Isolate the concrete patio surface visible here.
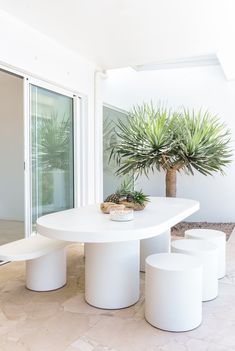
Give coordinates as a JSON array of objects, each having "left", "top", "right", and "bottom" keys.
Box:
[{"left": 0, "top": 230, "right": 235, "bottom": 351}]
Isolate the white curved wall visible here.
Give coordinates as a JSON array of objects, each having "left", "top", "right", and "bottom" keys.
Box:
[{"left": 103, "top": 66, "right": 235, "bottom": 222}]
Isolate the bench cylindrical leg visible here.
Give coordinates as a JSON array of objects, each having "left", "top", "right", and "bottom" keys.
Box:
[
  {"left": 26, "top": 247, "right": 66, "bottom": 291},
  {"left": 85, "top": 240, "right": 139, "bottom": 309},
  {"left": 140, "top": 230, "right": 171, "bottom": 272}
]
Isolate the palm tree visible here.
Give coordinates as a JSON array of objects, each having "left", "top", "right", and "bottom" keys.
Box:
[{"left": 110, "top": 103, "right": 232, "bottom": 197}]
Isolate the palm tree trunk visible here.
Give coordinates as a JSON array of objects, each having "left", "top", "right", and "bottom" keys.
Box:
[{"left": 166, "top": 168, "right": 177, "bottom": 197}]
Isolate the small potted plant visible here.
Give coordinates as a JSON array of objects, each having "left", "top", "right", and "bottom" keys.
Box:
[{"left": 104, "top": 179, "right": 150, "bottom": 211}]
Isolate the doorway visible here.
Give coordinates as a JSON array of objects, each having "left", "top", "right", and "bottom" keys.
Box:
[
  {"left": 0, "top": 67, "right": 80, "bottom": 244},
  {"left": 0, "top": 70, "right": 24, "bottom": 245}
]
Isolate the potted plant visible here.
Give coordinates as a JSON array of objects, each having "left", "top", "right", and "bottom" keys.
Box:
[
  {"left": 104, "top": 178, "right": 149, "bottom": 210},
  {"left": 110, "top": 103, "right": 232, "bottom": 197}
]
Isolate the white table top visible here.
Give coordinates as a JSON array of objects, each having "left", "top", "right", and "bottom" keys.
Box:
[{"left": 37, "top": 197, "right": 199, "bottom": 243}]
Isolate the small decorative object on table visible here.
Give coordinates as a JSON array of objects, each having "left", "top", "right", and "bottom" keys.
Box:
[
  {"left": 104, "top": 180, "right": 150, "bottom": 211},
  {"left": 110, "top": 207, "right": 134, "bottom": 222},
  {"left": 100, "top": 202, "right": 125, "bottom": 214}
]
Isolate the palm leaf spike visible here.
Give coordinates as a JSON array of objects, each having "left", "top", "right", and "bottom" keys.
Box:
[{"left": 116, "top": 178, "right": 134, "bottom": 196}]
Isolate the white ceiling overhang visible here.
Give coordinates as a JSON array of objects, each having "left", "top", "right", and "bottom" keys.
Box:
[{"left": 0, "top": 0, "right": 235, "bottom": 77}]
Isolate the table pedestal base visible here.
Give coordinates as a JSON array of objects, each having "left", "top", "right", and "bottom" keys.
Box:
[
  {"left": 140, "top": 230, "right": 171, "bottom": 272},
  {"left": 85, "top": 240, "right": 139, "bottom": 309}
]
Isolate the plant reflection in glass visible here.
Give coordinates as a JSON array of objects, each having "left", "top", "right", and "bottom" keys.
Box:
[
  {"left": 32, "top": 113, "right": 72, "bottom": 171},
  {"left": 31, "top": 112, "right": 73, "bottom": 226}
]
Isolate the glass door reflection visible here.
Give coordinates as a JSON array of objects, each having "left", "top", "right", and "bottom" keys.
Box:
[{"left": 30, "top": 85, "right": 74, "bottom": 231}]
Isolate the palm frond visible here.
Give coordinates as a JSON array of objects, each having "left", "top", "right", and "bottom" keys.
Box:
[
  {"left": 110, "top": 103, "right": 233, "bottom": 179},
  {"left": 175, "top": 110, "right": 233, "bottom": 175}
]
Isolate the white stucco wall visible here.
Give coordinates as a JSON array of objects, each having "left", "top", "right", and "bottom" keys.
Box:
[
  {"left": 0, "top": 9, "right": 97, "bottom": 205},
  {"left": 103, "top": 66, "right": 235, "bottom": 222}
]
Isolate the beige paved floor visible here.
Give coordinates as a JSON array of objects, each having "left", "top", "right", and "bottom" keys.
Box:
[{"left": 0, "top": 233, "right": 235, "bottom": 351}]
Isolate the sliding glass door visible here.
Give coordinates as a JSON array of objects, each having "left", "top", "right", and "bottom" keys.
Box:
[{"left": 30, "top": 85, "right": 74, "bottom": 231}]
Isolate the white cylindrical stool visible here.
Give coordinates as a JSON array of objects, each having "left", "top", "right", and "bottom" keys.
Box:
[
  {"left": 26, "top": 247, "right": 67, "bottom": 291},
  {"left": 145, "top": 253, "right": 202, "bottom": 332},
  {"left": 140, "top": 229, "right": 171, "bottom": 272},
  {"left": 171, "top": 239, "right": 218, "bottom": 301},
  {"left": 185, "top": 229, "right": 226, "bottom": 279}
]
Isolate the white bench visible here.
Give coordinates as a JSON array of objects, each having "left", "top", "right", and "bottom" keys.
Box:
[{"left": 0, "top": 235, "right": 67, "bottom": 291}]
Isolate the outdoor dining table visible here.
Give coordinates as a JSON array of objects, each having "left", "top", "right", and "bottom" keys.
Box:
[{"left": 37, "top": 196, "right": 199, "bottom": 309}]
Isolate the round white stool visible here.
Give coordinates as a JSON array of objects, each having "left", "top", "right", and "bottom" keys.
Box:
[
  {"left": 145, "top": 253, "right": 202, "bottom": 332},
  {"left": 185, "top": 229, "right": 226, "bottom": 279},
  {"left": 171, "top": 239, "right": 218, "bottom": 301}
]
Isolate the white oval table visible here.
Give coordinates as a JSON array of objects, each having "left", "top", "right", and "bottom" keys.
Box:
[{"left": 37, "top": 197, "right": 199, "bottom": 309}]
